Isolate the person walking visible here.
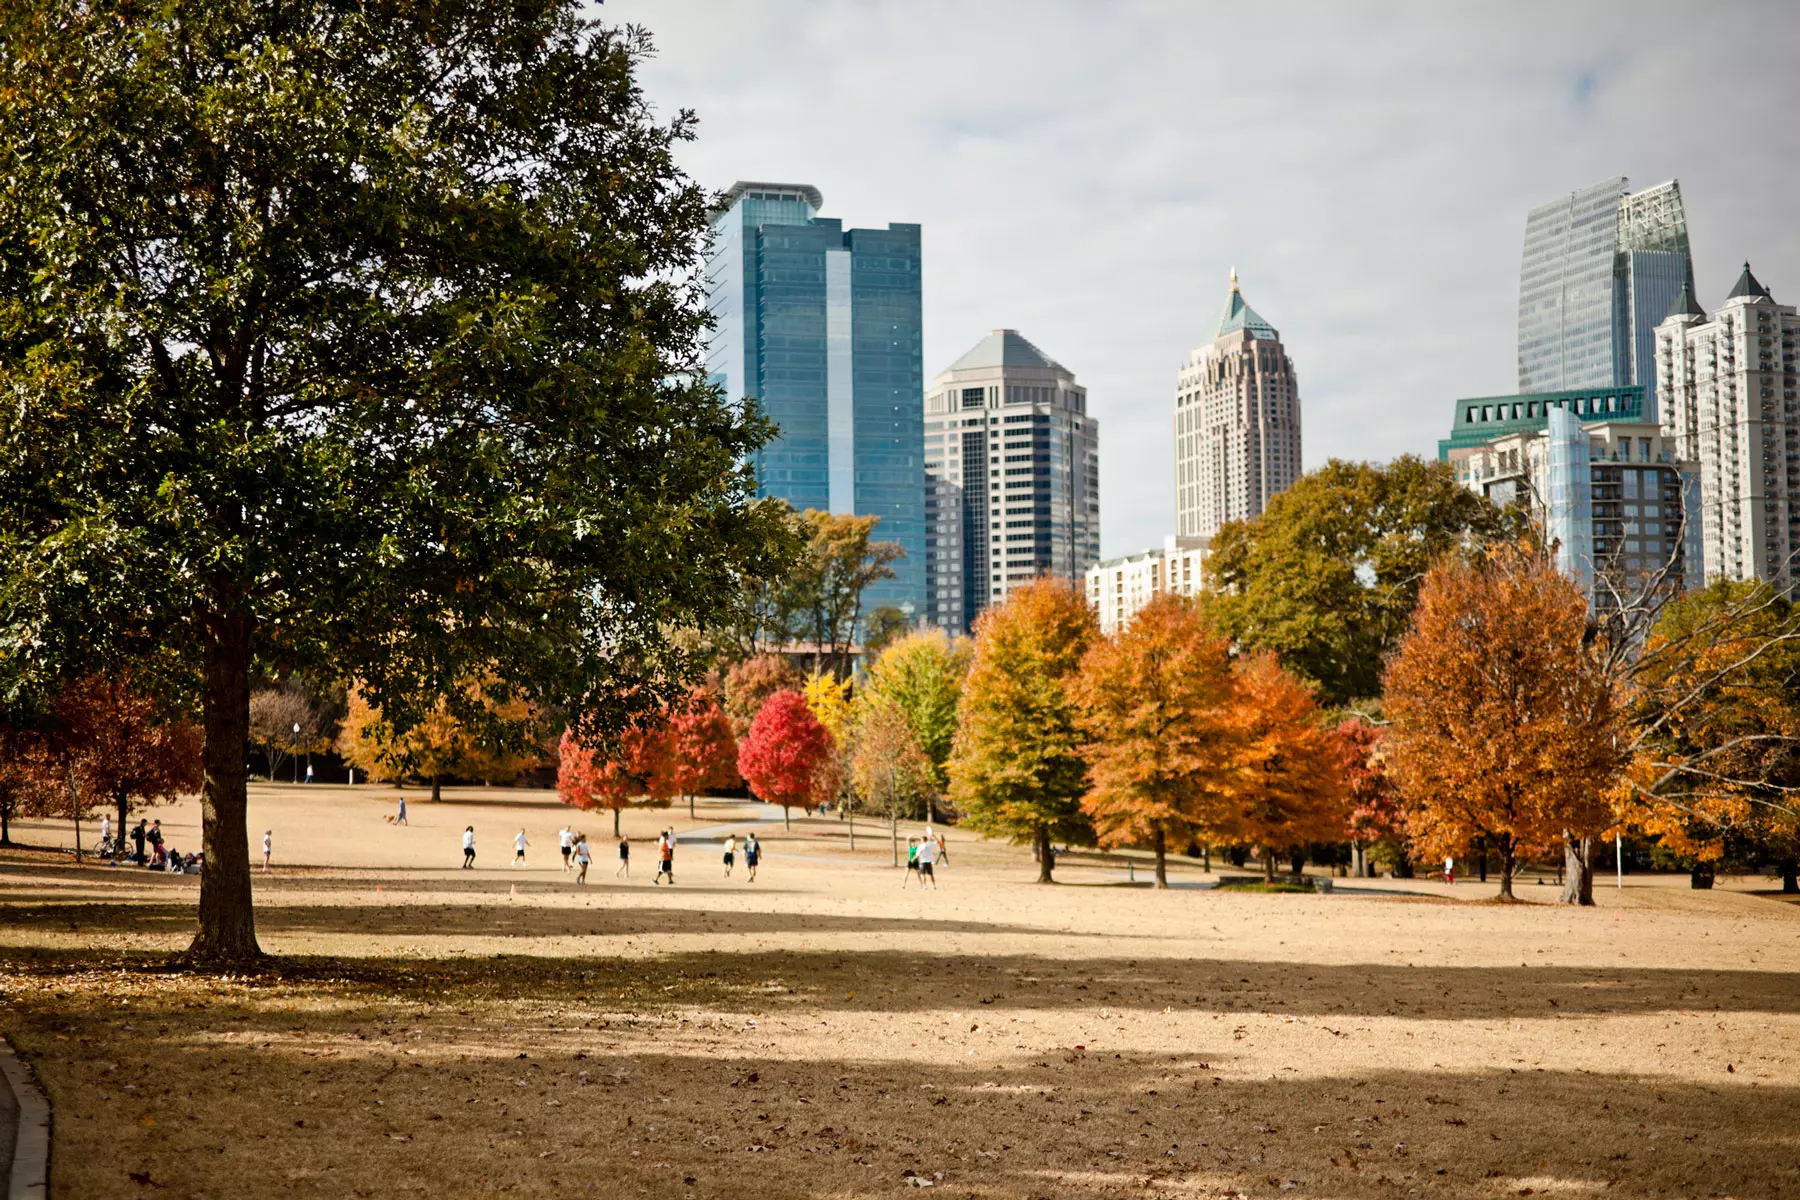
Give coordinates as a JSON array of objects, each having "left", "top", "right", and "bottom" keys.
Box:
[
  {"left": 616, "top": 835, "right": 631, "bottom": 879},
  {"left": 513, "top": 829, "right": 530, "bottom": 867},
  {"left": 915, "top": 833, "right": 939, "bottom": 890},
  {"left": 573, "top": 834, "right": 591, "bottom": 885},
  {"left": 902, "top": 837, "right": 920, "bottom": 887},
  {"left": 148, "top": 819, "right": 164, "bottom": 862},
  {"left": 743, "top": 833, "right": 760, "bottom": 883},
  {"left": 99, "top": 813, "right": 112, "bottom": 858},
  {"left": 653, "top": 831, "right": 675, "bottom": 885},
  {"left": 261, "top": 829, "right": 273, "bottom": 873},
  {"left": 396, "top": 795, "right": 407, "bottom": 825},
  {"left": 462, "top": 826, "right": 476, "bottom": 869},
  {"left": 558, "top": 826, "right": 574, "bottom": 872},
  {"left": 132, "top": 818, "right": 147, "bottom": 865},
  {"left": 722, "top": 834, "right": 736, "bottom": 878},
  {"left": 935, "top": 831, "right": 949, "bottom": 867},
  {"left": 1443, "top": 854, "right": 1456, "bottom": 885}
]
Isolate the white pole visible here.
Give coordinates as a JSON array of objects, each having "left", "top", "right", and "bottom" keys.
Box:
[{"left": 1615, "top": 832, "right": 1623, "bottom": 890}]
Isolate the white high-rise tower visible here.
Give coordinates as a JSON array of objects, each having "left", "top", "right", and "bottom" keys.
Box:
[{"left": 1175, "top": 271, "right": 1302, "bottom": 538}]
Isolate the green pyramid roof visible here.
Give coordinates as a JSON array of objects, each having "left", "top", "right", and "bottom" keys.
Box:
[
  {"left": 1727, "top": 261, "right": 1771, "bottom": 301},
  {"left": 1215, "top": 271, "right": 1278, "bottom": 340}
]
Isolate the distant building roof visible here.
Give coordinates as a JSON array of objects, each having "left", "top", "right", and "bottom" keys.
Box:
[
  {"left": 945, "top": 329, "right": 1067, "bottom": 373},
  {"left": 718, "top": 181, "right": 824, "bottom": 211},
  {"left": 1214, "top": 269, "right": 1279, "bottom": 341},
  {"left": 1665, "top": 280, "right": 1706, "bottom": 322},
  {"left": 1727, "top": 261, "right": 1771, "bottom": 301}
]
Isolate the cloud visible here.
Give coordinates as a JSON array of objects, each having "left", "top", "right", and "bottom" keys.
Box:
[{"left": 601, "top": 0, "right": 1800, "bottom": 557}]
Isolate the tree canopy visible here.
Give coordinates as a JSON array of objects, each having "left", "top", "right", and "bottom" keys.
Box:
[
  {"left": 0, "top": 1, "right": 787, "bottom": 959},
  {"left": 1205, "top": 457, "right": 1517, "bottom": 706}
]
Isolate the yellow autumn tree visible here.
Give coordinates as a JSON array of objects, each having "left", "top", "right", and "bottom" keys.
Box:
[
  {"left": 339, "top": 681, "right": 542, "bottom": 802},
  {"left": 1384, "top": 543, "right": 1622, "bottom": 899}
]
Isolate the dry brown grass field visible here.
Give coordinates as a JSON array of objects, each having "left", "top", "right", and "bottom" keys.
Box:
[{"left": 2, "top": 783, "right": 1797, "bottom": 1199}]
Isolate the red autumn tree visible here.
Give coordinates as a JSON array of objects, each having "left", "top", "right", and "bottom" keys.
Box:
[
  {"left": 557, "top": 722, "right": 675, "bottom": 839},
  {"left": 1072, "top": 593, "right": 1238, "bottom": 888},
  {"left": 1225, "top": 652, "right": 1349, "bottom": 882},
  {"left": 51, "top": 674, "right": 204, "bottom": 856},
  {"left": 669, "top": 687, "right": 739, "bottom": 818},
  {"left": 737, "top": 689, "right": 832, "bottom": 830},
  {"left": 1335, "top": 717, "right": 1409, "bottom": 877}
]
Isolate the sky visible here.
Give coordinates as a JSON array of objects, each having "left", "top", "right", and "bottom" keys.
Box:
[{"left": 600, "top": 0, "right": 1800, "bottom": 559}]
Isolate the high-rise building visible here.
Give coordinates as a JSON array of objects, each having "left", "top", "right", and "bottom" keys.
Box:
[
  {"left": 1175, "top": 271, "right": 1302, "bottom": 539},
  {"left": 1656, "top": 263, "right": 1800, "bottom": 592},
  {"left": 1084, "top": 535, "right": 1210, "bottom": 636},
  {"left": 1517, "top": 176, "right": 1694, "bottom": 422},
  {"left": 921, "top": 330, "right": 1100, "bottom": 633},
  {"left": 705, "top": 182, "right": 925, "bottom": 618},
  {"left": 1447, "top": 395, "right": 1702, "bottom": 608}
]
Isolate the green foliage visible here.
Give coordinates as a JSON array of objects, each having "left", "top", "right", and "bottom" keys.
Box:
[
  {"left": 0, "top": 1, "right": 789, "bottom": 957},
  {"left": 859, "top": 629, "right": 971, "bottom": 793},
  {"left": 948, "top": 580, "right": 1097, "bottom": 861},
  {"left": 1205, "top": 456, "right": 1519, "bottom": 706}
]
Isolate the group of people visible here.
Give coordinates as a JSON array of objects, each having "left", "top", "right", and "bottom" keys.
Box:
[
  {"left": 456, "top": 824, "right": 762, "bottom": 884},
  {"left": 97, "top": 816, "right": 204, "bottom": 874},
  {"left": 903, "top": 828, "right": 949, "bottom": 889}
]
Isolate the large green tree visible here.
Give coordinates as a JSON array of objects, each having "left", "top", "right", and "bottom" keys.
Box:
[
  {"left": 0, "top": 1, "right": 788, "bottom": 961},
  {"left": 1205, "top": 456, "right": 1517, "bottom": 706},
  {"left": 948, "top": 579, "right": 1096, "bottom": 882}
]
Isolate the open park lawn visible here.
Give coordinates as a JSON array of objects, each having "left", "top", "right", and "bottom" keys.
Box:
[{"left": 2, "top": 784, "right": 1798, "bottom": 1199}]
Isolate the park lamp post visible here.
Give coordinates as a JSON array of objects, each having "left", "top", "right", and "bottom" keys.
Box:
[{"left": 292, "top": 723, "right": 301, "bottom": 784}]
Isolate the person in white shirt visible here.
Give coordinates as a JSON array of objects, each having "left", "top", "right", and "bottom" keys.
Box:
[
  {"left": 573, "top": 835, "right": 591, "bottom": 885},
  {"left": 462, "top": 826, "right": 476, "bottom": 869},
  {"left": 722, "top": 834, "right": 736, "bottom": 878},
  {"left": 513, "top": 829, "right": 530, "bottom": 867},
  {"left": 915, "top": 834, "right": 939, "bottom": 889},
  {"left": 558, "top": 826, "right": 574, "bottom": 872},
  {"left": 261, "top": 829, "right": 273, "bottom": 873}
]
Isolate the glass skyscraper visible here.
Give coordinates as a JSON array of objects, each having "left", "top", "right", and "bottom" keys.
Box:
[
  {"left": 1517, "top": 177, "right": 1695, "bottom": 424},
  {"left": 706, "top": 182, "right": 925, "bottom": 619}
]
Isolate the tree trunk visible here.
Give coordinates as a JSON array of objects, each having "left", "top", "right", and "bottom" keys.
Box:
[
  {"left": 1035, "top": 825, "right": 1053, "bottom": 884},
  {"left": 0, "top": 796, "right": 9, "bottom": 845},
  {"left": 1201, "top": 844, "right": 1210, "bottom": 874},
  {"left": 1557, "top": 835, "right": 1594, "bottom": 906},
  {"left": 1153, "top": 826, "right": 1168, "bottom": 888},
  {"left": 1395, "top": 851, "right": 1413, "bottom": 879},
  {"left": 1497, "top": 839, "right": 1516, "bottom": 901},
  {"left": 431, "top": 775, "right": 442, "bottom": 804},
  {"left": 1350, "top": 841, "right": 1364, "bottom": 878},
  {"left": 613, "top": 806, "right": 621, "bottom": 839},
  {"left": 1690, "top": 862, "right": 1714, "bottom": 890},
  {"left": 1779, "top": 859, "right": 1798, "bottom": 894},
  {"left": 1261, "top": 844, "right": 1275, "bottom": 883},
  {"left": 1290, "top": 848, "right": 1305, "bottom": 876},
  {"left": 188, "top": 611, "right": 261, "bottom": 963},
  {"left": 847, "top": 812, "right": 854, "bottom": 852},
  {"left": 890, "top": 810, "right": 898, "bottom": 867},
  {"left": 783, "top": 804, "right": 791, "bottom": 831},
  {"left": 66, "top": 766, "right": 82, "bottom": 863},
  {"left": 116, "top": 791, "right": 129, "bottom": 853},
  {"left": 688, "top": 792, "right": 695, "bottom": 820},
  {"left": 1476, "top": 835, "right": 1488, "bottom": 883}
]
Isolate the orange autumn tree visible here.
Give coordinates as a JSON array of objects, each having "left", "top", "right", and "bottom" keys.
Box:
[
  {"left": 1224, "top": 652, "right": 1348, "bottom": 881},
  {"left": 1384, "top": 543, "right": 1621, "bottom": 899},
  {"left": 1072, "top": 593, "right": 1237, "bottom": 887}
]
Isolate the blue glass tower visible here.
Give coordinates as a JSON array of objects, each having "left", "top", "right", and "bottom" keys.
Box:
[{"left": 706, "top": 182, "right": 925, "bottom": 621}]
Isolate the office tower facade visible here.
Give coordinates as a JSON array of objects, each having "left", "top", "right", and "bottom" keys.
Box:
[
  {"left": 706, "top": 182, "right": 925, "bottom": 618},
  {"left": 1084, "top": 535, "right": 1210, "bottom": 636},
  {"left": 1517, "top": 176, "right": 1695, "bottom": 422},
  {"left": 921, "top": 330, "right": 1100, "bottom": 633},
  {"left": 1656, "top": 263, "right": 1800, "bottom": 592},
  {"left": 1175, "top": 272, "right": 1302, "bottom": 539},
  {"left": 1452, "top": 402, "right": 1701, "bottom": 608}
]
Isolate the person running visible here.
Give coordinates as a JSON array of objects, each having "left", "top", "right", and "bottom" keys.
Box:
[
  {"left": 462, "top": 826, "right": 476, "bottom": 869},
  {"left": 743, "top": 833, "right": 760, "bottom": 882},
  {"left": 915, "top": 833, "right": 939, "bottom": 889},
  {"left": 722, "top": 834, "right": 736, "bottom": 878},
  {"left": 261, "top": 829, "right": 273, "bottom": 873},
  {"left": 396, "top": 795, "right": 407, "bottom": 825},
  {"left": 558, "top": 826, "right": 574, "bottom": 872},
  {"left": 935, "top": 831, "right": 949, "bottom": 867},
  {"left": 132, "top": 819, "right": 148, "bottom": 865},
  {"left": 902, "top": 837, "right": 920, "bottom": 886},
  {"left": 513, "top": 829, "right": 530, "bottom": 867},
  {"left": 573, "top": 834, "right": 591, "bottom": 885},
  {"left": 616, "top": 835, "right": 631, "bottom": 879},
  {"left": 653, "top": 831, "right": 675, "bottom": 885}
]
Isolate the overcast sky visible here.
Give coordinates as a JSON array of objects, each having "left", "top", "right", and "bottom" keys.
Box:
[{"left": 601, "top": 0, "right": 1800, "bottom": 558}]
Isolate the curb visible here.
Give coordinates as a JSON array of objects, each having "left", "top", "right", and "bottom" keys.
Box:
[{"left": 0, "top": 1037, "right": 48, "bottom": 1200}]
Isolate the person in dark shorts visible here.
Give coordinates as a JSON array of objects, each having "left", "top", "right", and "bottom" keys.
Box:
[
  {"left": 653, "top": 831, "right": 675, "bottom": 884},
  {"left": 743, "top": 833, "right": 761, "bottom": 882},
  {"left": 462, "top": 825, "right": 476, "bottom": 868},
  {"left": 915, "top": 834, "right": 939, "bottom": 889},
  {"left": 902, "top": 836, "right": 920, "bottom": 886},
  {"left": 616, "top": 835, "right": 630, "bottom": 878},
  {"left": 722, "top": 834, "right": 736, "bottom": 878}
]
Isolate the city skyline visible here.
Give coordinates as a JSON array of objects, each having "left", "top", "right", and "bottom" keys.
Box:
[{"left": 607, "top": 0, "right": 1798, "bottom": 559}]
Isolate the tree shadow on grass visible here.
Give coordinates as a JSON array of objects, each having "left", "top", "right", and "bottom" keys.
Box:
[{"left": 6, "top": 975, "right": 1793, "bottom": 1200}]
